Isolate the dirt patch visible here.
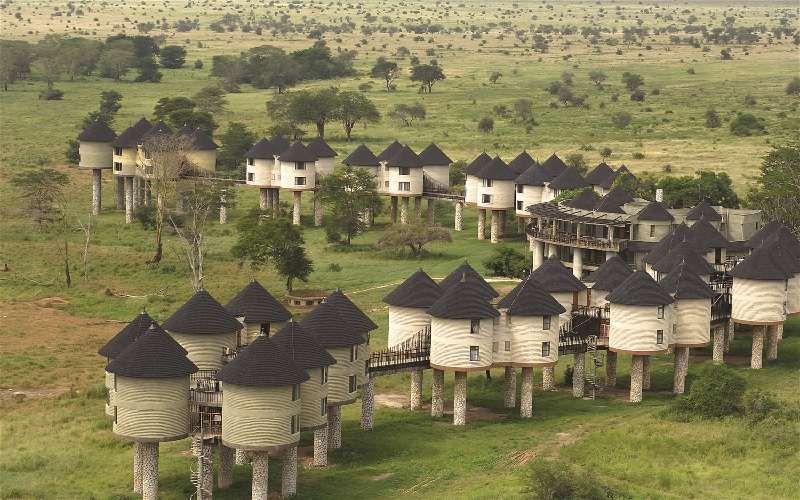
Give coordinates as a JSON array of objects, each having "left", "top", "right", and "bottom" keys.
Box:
[
  {"left": 375, "top": 393, "right": 407, "bottom": 409},
  {"left": 32, "top": 296, "right": 69, "bottom": 308},
  {"left": 499, "top": 427, "right": 589, "bottom": 468},
  {"left": 371, "top": 472, "right": 395, "bottom": 481},
  {"left": 0, "top": 387, "right": 71, "bottom": 401}
]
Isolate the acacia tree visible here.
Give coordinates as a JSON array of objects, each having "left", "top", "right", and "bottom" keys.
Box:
[
  {"left": 589, "top": 70, "right": 607, "bottom": 87},
  {"left": 171, "top": 179, "right": 224, "bottom": 290},
  {"left": 370, "top": 57, "right": 400, "bottom": 91},
  {"left": 410, "top": 63, "right": 445, "bottom": 93},
  {"left": 318, "top": 166, "right": 381, "bottom": 245},
  {"left": 268, "top": 88, "right": 340, "bottom": 138},
  {"left": 389, "top": 102, "right": 426, "bottom": 126},
  {"left": 336, "top": 91, "right": 380, "bottom": 140},
  {"left": 376, "top": 224, "right": 452, "bottom": 257},
  {"left": 11, "top": 168, "right": 69, "bottom": 226}
]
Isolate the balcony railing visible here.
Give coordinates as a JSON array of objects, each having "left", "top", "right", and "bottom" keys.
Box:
[{"left": 528, "top": 226, "right": 626, "bottom": 252}]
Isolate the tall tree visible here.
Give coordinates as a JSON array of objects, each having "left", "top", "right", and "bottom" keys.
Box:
[
  {"left": 335, "top": 91, "right": 380, "bottom": 140},
  {"left": 193, "top": 85, "right": 228, "bottom": 114},
  {"left": 746, "top": 141, "right": 800, "bottom": 235},
  {"left": 171, "top": 179, "right": 224, "bottom": 290},
  {"left": 217, "top": 122, "right": 256, "bottom": 173},
  {"left": 11, "top": 168, "right": 69, "bottom": 226},
  {"left": 370, "top": 57, "right": 400, "bottom": 91},
  {"left": 98, "top": 39, "right": 137, "bottom": 80},
  {"left": 268, "top": 88, "right": 340, "bottom": 138},
  {"left": 410, "top": 63, "right": 445, "bottom": 93},
  {"left": 159, "top": 45, "right": 187, "bottom": 69},
  {"left": 0, "top": 40, "right": 33, "bottom": 91},
  {"left": 318, "top": 166, "right": 381, "bottom": 245}
]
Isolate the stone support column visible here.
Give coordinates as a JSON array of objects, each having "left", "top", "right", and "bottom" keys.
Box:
[
  {"left": 140, "top": 442, "right": 159, "bottom": 500},
  {"left": 124, "top": 177, "right": 134, "bottom": 224},
  {"left": 218, "top": 443, "right": 233, "bottom": 490},
  {"left": 431, "top": 368, "right": 444, "bottom": 418},
  {"left": 292, "top": 191, "right": 302, "bottom": 225},
  {"left": 235, "top": 449, "right": 249, "bottom": 465},
  {"left": 453, "top": 371, "right": 467, "bottom": 426},
  {"left": 414, "top": 196, "right": 422, "bottom": 219},
  {"left": 313, "top": 425, "right": 328, "bottom": 467},
  {"left": 328, "top": 406, "right": 342, "bottom": 449},
  {"left": 219, "top": 192, "right": 228, "bottom": 225},
  {"left": 259, "top": 188, "right": 269, "bottom": 210},
  {"left": 427, "top": 198, "right": 435, "bottom": 224},
  {"left": 361, "top": 376, "right": 375, "bottom": 431},
  {"left": 115, "top": 176, "right": 125, "bottom": 210},
  {"left": 503, "top": 367, "right": 516, "bottom": 408},
  {"left": 532, "top": 239, "right": 544, "bottom": 269},
  {"left": 642, "top": 356, "right": 651, "bottom": 390},
  {"left": 673, "top": 347, "right": 689, "bottom": 395},
  {"left": 630, "top": 355, "right": 644, "bottom": 403},
  {"left": 712, "top": 327, "right": 725, "bottom": 364},
  {"left": 572, "top": 247, "right": 583, "bottom": 279},
  {"left": 399, "top": 197, "right": 409, "bottom": 224},
  {"left": 201, "top": 440, "right": 213, "bottom": 498},
  {"left": 490, "top": 210, "right": 500, "bottom": 244},
  {"left": 520, "top": 367, "right": 533, "bottom": 418},
  {"left": 133, "top": 442, "right": 143, "bottom": 493},
  {"left": 573, "top": 352, "right": 585, "bottom": 398},
  {"left": 477, "top": 209, "right": 486, "bottom": 240},
  {"left": 390, "top": 196, "right": 398, "bottom": 223},
  {"left": 454, "top": 202, "right": 463, "bottom": 231},
  {"left": 410, "top": 369, "right": 423, "bottom": 410},
  {"left": 313, "top": 196, "right": 323, "bottom": 227},
  {"left": 542, "top": 366, "right": 555, "bottom": 391},
  {"left": 132, "top": 176, "right": 140, "bottom": 212},
  {"left": 90, "top": 169, "right": 102, "bottom": 216},
  {"left": 281, "top": 445, "right": 297, "bottom": 497},
  {"left": 251, "top": 451, "right": 269, "bottom": 500},
  {"left": 751, "top": 325, "right": 765, "bottom": 369},
  {"left": 606, "top": 351, "right": 617, "bottom": 387},
  {"left": 766, "top": 325, "right": 779, "bottom": 361},
  {"left": 272, "top": 188, "right": 280, "bottom": 214}
]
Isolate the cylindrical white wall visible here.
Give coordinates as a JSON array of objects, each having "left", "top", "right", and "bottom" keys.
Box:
[
  {"left": 731, "top": 278, "right": 787, "bottom": 325},
  {"left": 492, "top": 312, "right": 513, "bottom": 366},
  {"left": 387, "top": 306, "right": 431, "bottom": 348},
  {"left": 672, "top": 298, "right": 711, "bottom": 347},
  {"left": 222, "top": 384, "right": 300, "bottom": 451},
  {"left": 112, "top": 376, "right": 190, "bottom": 442},
  {"left": 167, "top": 331, "right": 237, "bottom": 371},
  {"left": 465, "top": 175, "right": 479, "bottom": 204},
  {"left": 280, "top": 160, "right": 316, "bottom": 191},
  {"left": 113, "top": 147, "right": 138, "bottom": 177},
  {"left": 515, "top": 185, "right": 543, "bottom": 216},
  {"left": 477, "top": 179, "right": 515, "bottom": 210},
  {"left": 79, "top": 142, "right": 113, "bottom": 170},
  {"left": 609, "top": 303, "right": 671, "bottom": 354},
  {"left": 385, "top": 167, "right": 423, "bottom": 196},
  {"left": 509, "top": 314, "right": 560, "bottom": 367},
  {"left": 430, "top": 317, "right": 493, "bottom": 371},
  {"left": 299, "top": 367, "right": 328, "bottom": 430},
  {"left": 326, "top": 346, "right": 359, "bottom": 405},
  {"left": 246, "top": 158, "right": 277, "bottom": 187}
]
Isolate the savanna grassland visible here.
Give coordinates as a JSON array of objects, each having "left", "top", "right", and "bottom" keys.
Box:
[{"left": 1, "top": 0, "right": 799, "bottom": 498}]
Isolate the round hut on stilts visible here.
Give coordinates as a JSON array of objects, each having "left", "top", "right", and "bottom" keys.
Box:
[
  {"left": 78, "top": 120, "right": 117, "bottom": 216},
  {"left": 217, "top": 335, "right": 308, "bottom": 499},
  {"left": 607, "top": 270, "right": 674, "bottom": 402},
  {"left": 106, "top": 324, "right": 197, "bottom": 500},
  {"left": 383, "top": 269, "right": 442, "bottom": 411},
  {"left": 225, "top": 279, "right": 292, "bottom": 345}
]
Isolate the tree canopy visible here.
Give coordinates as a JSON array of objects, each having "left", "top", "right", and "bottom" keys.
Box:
[
  {"left": 410, "top": 62, "right": 445, "bottom": 93},
  {"left": 318, "top": 166, "right": 381, "bottom": 245}
]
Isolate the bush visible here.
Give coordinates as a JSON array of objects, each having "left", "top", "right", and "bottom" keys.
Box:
[
  {"left": 564, "top": 366, "right": 574, "bottom": 386},
  {"left": 135, "top": 205, "right": 156, "bottom": 229},
  {"left": 325, "top": 225, "right": 342, "bottom": 244},
  {"left": 327, "top": 263, "right": 342, "bottom": 272},
  {"left": 478, "top": 117, "right": 494, "bottom": 133},
  {"left": 630, "top": 89, "right": 646, "bottom": 101},
  {"left": 744, "top": 94, "right": 757, "bottom": 106},
  {"left": 730, "top": 113, "right": 765, "bottom": 136},
  {"left": 611, "top": 111, "right": 632, "bottom": 129},
  {"left": 483, "top": 246, "right": 528, "bottom": 278},
  {"left": 632, "top": 152, "right": 645, "bottom": 159},
  {"left": 194, "top": 59, "right": 204, "bottom": 69},
  {"left": 786, "top": 77, "right": 800, "bottom": 95},
  {"left": 525, "top": 458, "right": 620, "bottom": 499},
  {"left": 742, "top": 389, "right": 779, "bottom": 425},
  {"left": 39, "top": 89, "right": 64, "bottom": 100},
  {"left": 669, "top": 364, "right": 746, "bottom": 419},
  {"left": 705, "top": 109, "right": 721, "bottom": 128}
]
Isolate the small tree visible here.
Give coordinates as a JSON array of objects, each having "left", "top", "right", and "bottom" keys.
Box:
[
  {"left": 376, "top": 224, "right": 452, "bottom": 257},
  {"left": 217, "top": 122, "right": 256, "bottom": 173},
  {"left": 489, "top": 71, "right": 502, "bottom": 84},
  {"left": 705, "top": 109, "right": 722, "bottom": 128},
  {"left": 730, "top": 113, "right": 765, "bottom": 136},
  {"left": 336, "top": 91, "right": 380, "bottom": 141},
  {"left": 134, "top": 57, "right": 162, "bottom": 83},
  {"left": 746, "top": 141, "right": 800, "bottom": 235},
  {"left": 483, "top": 246, "right": 528, "bottom": 278},
  {"left": 621, "top": 71, "right": 644, "bottom": 91},
  {"left": 99, "top": 39, "right": 136, "bottom": 81},
  {"left": 410, "top": 62, "right": 445, "bottom": 93},
  {"left": 370, "top": 57, "right": 400, "bottom": 91},
  {"left": 11, "top": 168, "right": 70, "bottom": 226},
  {"left": 565, "top": 153, "right": 587, "bottom": 174},
  {"left": 478, "top": 117, "right": 494, "bottom": 134},
  {"left": 589, "top": 69, "right": 607, "bottom": 87},
  {"left": 318, "top": 166, "right": 380, "bottom": 245},
  {"left": 389, "top": 102, "right": 426, "bottom": 126},
  {"left": 449, "top": 160, "right": 466, "bottom": 187},
  {"left": 786, "top": 77, "right": 800, "bottom": 96},
  {"left": 159, "top": 45, "right": 187, "bottom": 69},
  {"left": 171, "top": 179, "right": 224, "bottom": 290},
  {"left": 193, "top": 85, "right": 228, "bottom": 114},
  {"left": 669, "top": 364, "right": 745, "bottom": 419},
  {"left": 611, "top": 111, "right": 632, "bottom": 129},
  {"left": 600, "top": 147, "right": 612, "bottom": 160},
  {"left": 720, "top": 48, "right": 733, "bottom": 60}
]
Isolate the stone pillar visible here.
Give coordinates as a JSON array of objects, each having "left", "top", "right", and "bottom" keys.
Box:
[
  {"left": 712, "top": 327, "right": 725, "bottom": 364},
  {"left": 503, "top": 367, "right": 516, "bottom": 408},
  {"left": 218, "top": 192, "right": 228, "bottom": 225},
  {"left": 313, "top": 425, "right": 328, "bottom": 467},
  {"left": 272, "top": 188, "right": 280, "bottom": 214},
  {"left": 201, "top": 440, "right": 213, "bottom": 498},
  {"left": 542, "top": 366, "right": 555, "bottom": 391},
  {"left": 140, "top": 442, "right": 159, "bottom": 500},
  {"left": 251, "top": 451, "right": 269, "bottom": 500},
  {"left": 520, "top": 367, "right": 533, "bottom": 418},
  {"left": 572, "top": 248, "right": 583, "bottom": 279},
  {"left": 642, "top": 356, "right": 651, "bottom": 390},
  {"left": 673, "top": 347, "right": 689, "bottom": 395},
  {"left": 328, "top": 405, "right": 342, "bottom": 449},
  {"left": 431, "top": 368, "right": 444, "bottom": 418},
  {"left": 390, "top": 196, "right": 398, "bottom": 223},
  {"left": 777, "top": 323, "right": 783, "bottom": 341},
  {"left": 361, "top": 376, "right": 375, "bottom": 431},
  {"left": 399, "top": 197, "right": 409, "bottom": 224},
  {"left": 313, "top": 196, "right": 323, "bottom": 227},
  {"left": 259, "top": 188, "right": 269, "bottom": 210},
  {"left": 573, "top": 352, "right": 585, "bottom": 398},
  {"left": 454, "top": 202, "right": 464, "bottom": 231},
  {"left": 606, "top": 351, "right": 617, "bottom": 387},
  {"left": 410, "top": 369, "right": 423, "bottom": 410},
  {"left": 453, "top": 371, "right": 467, "bottom": 426},
  {"left": 477, "top": 209, "right": 486, "bottom": 240},
  {"left": 362, "top": 208, "right": 373, "bottom": 228},
  {"left": 766, "top": 325, "right": 778, "bottom": 361},
  {"left": 124, "top": 177, "right": 134, "bottom": 224},
  {"left": 630, "top": 355, "right": 644, "bottom": 403},
  {"left": 751, "top": 325, "right": 765, "bottom": 369},
  {"left": 427, "top": 199, "right": 435, "bottom": 224},
  {"left": 532, "top": 240, "right": 544, "bottom": 269},
  {"left": 91, "top": 169, "right": 101, "bottom": 216},
  {"left": 115, "top": 176, "right": 125, "bottom": 210},
  {"left": 218, "top": 443, "right": 233, "bottom": 489},
  {"left": 281, "top": 444, "right": 297, "bottom": 497},
  {"left": 292, "top": 191, "right": 302, "bottom": 225},
  {"left": 490, "top": 210, "right": 500, "bottom": 244},
  {"left": 235, "top": 449, "right": 249, "bottom": 465},
  {"left": 133, "top": 442, "right": 143, "bottom": 493},
  {"left": 414, "top": 196, "right": 422, "bottom": 219},
  {"left": 132, "top": 176, "right": 140, "bottom": 212}
]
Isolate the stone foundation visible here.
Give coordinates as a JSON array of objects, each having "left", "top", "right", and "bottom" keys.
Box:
[
  {"left": 642, "top": 356, "right": 651, "bottom": 390},
  {"left": 712, "top": 327, "right": 724, "bottom": 364},
  {"left": 454, "top": 202, "right": 463, "bottom": 231},
  {"left": 477, "top": 209, "right": 486, "bottom": 240},
  {"left": 140, "top": 442, "right": 158, "bottom": 500},
  {"left": 251, "top": 451, "right": 269, "bottom": 500},
  {"left": 490, "top": 210, "right": 500, "bottom": 244},
  {"left": 313, "top": 425, "right": 328, "bottom": 467},
  {"left": 281, "top": 444, "right": 297, "bottom": 497},
  {"left": 133, "top": 441, "right": 143, "bottom": 493},
  {"left": 453, "top": 371, "right": 467, "bottom": 426},
  {"left": 573, "top": 352, "right": 585, "bottom": 398},
  {"left": 606, "top": 351, "right": 617, "bottom": 387},
  {"left": 361, "top": 376, "right": 375, "bottom": 430},
  {"left": 542, "top": 366, "right": 555, "bottom": 391},
  {"left": 503, "top": 367, "right": 516, "bottom": 408},
  {"left": 431, "top": 368, "right": 444, "bottom": 418},
  {"left": 766, "top": 324, "right": 779, "bottom": 361},
  {"left": 313, "top": 196, "right": 323, "bottom": 227},
  {"left": 520, "top": 367, "right": 533, "bottom": 418},
  {"left": 672, "top": 347, "right": 689, "bottom": 395},
  {"left": 630, "top": 355, "right": 644, "bottom": 403},
  {"left": 292, "top": 191, "right": 302, "bottom": 225},
  {"left": 115, "top": 176, "right": 125, "bottom": 209},
  {"left": 410, "top": 369, "right": 423, "bottom": 410},
  {"left": 751, "top": 326, "right": 765, "bottom": 369},
  {"left": 390, "top": 196, "right": 398, "bottom": 223},
  {"left": 259, "top": 188, "right": 269, "bottom": 210},
  {"left": 218, "top": 443, "right": 233, "bottom": 489},
  {"left": 399, "top": 197, "right": 409, "bottom": 224},
  {"left": 124, "top": 176, "right": 134, "bottom": 224},
  {"left": 235, "top": 449, "right": 249, "bottom": 465},
  {"left": 328, "top": 406, "right": 342, "bottom": 449}
]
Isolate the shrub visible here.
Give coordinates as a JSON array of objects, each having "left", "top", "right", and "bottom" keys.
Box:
[
  {"left": 135, "top": 205, "right": 156, "bottom": 229},
  {"left": 194, "top": 59, "right": 204, "bottom": 69},
  {"left": 611, "top": 111, "right": 632, "bottom": 129},
  {"left": 742, "top": 389, "right": 779, "bottom": 425},
  {"left": 630, "top": 89, "right": 646, "bottom": 101},
  {"left": 600, "top": 147, "right": 612, "bottom": 159},
  {"left": 729, "top": 113, "right": 765, "bottom": 136},
  {"left": 325, "top": 225, "right": 342, "bottom": 244},
  {"left": 705, "top": 109, "right": 721, "bottom": 128},
  {"left": 632, "top": 152, "right": 645, "bottom": 159},
  {"left": 525, "top": 458, "right": 620, "bottom": 499},
  {"left": 478, "top": 117, "right": 494, "bottom": 133},
  {"left": 39, "top": 89, "right": 64, "bottom": 100},
  {"left": 327, "top": 263, "right": 342, "bottom": 272},
  {"left": 483, "top": 246, "right": 528, "bottom": 278},
  {"left": 786, "top": 77, "right": 800, "bottom": 95},
  {"left": 670, "top": 364, "right": 746, "bottom": 419},
  {"left": 744, "top": 94, "right": 757, "bottom": 106}
]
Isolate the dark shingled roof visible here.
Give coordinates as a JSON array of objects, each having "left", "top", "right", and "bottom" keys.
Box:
[
  {"left": 376, "top": 140, "right": 403, "bottom": 162},
  {"left": 475, "top": 156, "right": 517, "bottom": 180},
  {"left": 300, "top": 301, "right": 365, "bottom": 348},
  {"left": 307, "top": 137, "right": 337, "bottom": 158},
  {"left": 188, "top": 129, "right": 218, "bottom": 150},
  {"left": 686, "top": 201, "right": 722, "bottom": 222},
  {"left": 687, "top": 219, "right": 729, "bottom": 252},
  {"left": 439, "top": 262, "right": 498, "bottom": 299},
  {"left": 106, "top": 324, "right": 198, "bottom": 378},
  {"left": 549, "top": 166, "right": 589, "bottom": 190},
  {"left": 344, "top": 144, "right": 380, "bottom": 167},
  {"left": 644, "top": 223, "right": 690, "bottom": 264},
  {"left": 418, "top": 143, "right": 452, "bottom": 166},
  {"left": 745, "top": 221, "right": 783, "bottom": 249},
  {"left": 596, "top": 187, "right": 633, "bottom": 212},
  {"left": 428, "top": 276, "right": 500, "bottom": 320},
  {"left": 141, "top": 121, "right": 173, "bottom": 142},
  {"left": 326, "top": 289, "right": 378, "bottom": 333},
  {"left": 566, "top": 189, "right": 601, "bottom": 210},
  {"left": 246, "top": 138, "right": 278, "bottom": 159},
  {"left": 585, "top": 162, "right": 615, "bottom": 186},
  {"left": 761, "top": 233, "right": 800, "bottom": 273},
  {"left": 163, "top": 290, "right": 243, "bottom": 335},
  {"left": 270, "top": 136, "right": 290, "bottom": 155},
  {"left": 113, "top": 118, "right": 152, "bottom": 148},
  {"left": 98, "top": 311, "right": 159, "bottom": 359},
  {"left": 464, "top": 152, "right": 492, "bottom": 175},
  {"left": 585, "top": 255, "right": 633, "bottom": 291},
  {"left": 652, "top": 241, "right": 716, "bottom": 276},
  {"left": 515, "top": 164, "right": 552, "bottom": 186},
  {"left": 732, "top": 245, "right": 791, "bottom": 280},
  {"left": 225, "top": 280, "right": 291, "bottom": 324},
  {"left": 271, "top": 321, "right": 336, "bottom": 370},
  {"left": 637, "top": 201, "right": 674, "bottom": 222},
  {"left": 625, "top": 240, "right": 658, "bottom": 254},
  {"left": 387, "top": 145, "right": 422, "bottom": 168},
  {"left": 607, "top": 270, "right": 674, "bottom": 306},
  {"left": 279, "top": 141, "right": 318, "bottom": 163},
  {"left": 218, "top": 335, "right": 308, "bottom": 387},
  {"left": 79, "top": 121, "right": 116, "bottom": 142},
  {"left": 541, "top": 154, "right": 568, "bottom": 178},
  {"left": 383, "top": 269, "right": 442, "bottom": 308},
  {"left": 602, "top": 165, "right": 635, "bottom": 190},
  {"left": 659, "top": 263, "right": 716, "bottom": 300},
  {"left": 498, "top": 276, "right": 566, "bottom": 316},
  {"left": 508, "top": 151, "right": 537, "bottom": 175},
  {"left": 529, "top": 256, "right": 587, "bottom": 292}
]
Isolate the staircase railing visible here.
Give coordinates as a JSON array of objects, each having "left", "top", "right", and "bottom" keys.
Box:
[{"left": 367, "top": 326, "right": 431, "bottom": 374}]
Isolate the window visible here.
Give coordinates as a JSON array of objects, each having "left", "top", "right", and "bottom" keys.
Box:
[
  {"left": 517, "top": 184, "right": 523, "bottom": 193},
  {"left": 517, "top": 201, "right": 523, "bottom": 210},
  {"left": 542, "top": 342, "right": 551, "bottom": 357},
  {"left": 292, "top": 384, "right": 300, "bottom": 401},
  {"left": 114, "top": 147, "right": 123, "bottom": 156},
  {"left": 348, "top": 375, "right": 358, "bottom": 393},
  {"left": 470, "top": 319, "right": 480, "bottom": 334},
  {"left": 350, "top": 345, "right": 358, "bottom": 362},
  {"left": 320, "top": 397, "right": 328, "bottom": 416},
  {"left": 296, "top": 162, "right": 306, "bottom": 170},
  {"left": 384, "top": 181, "right": 389, "bottom": 188},
  {"left": 247, "top": 158, "right": 254, "bottom": 166},
  {"left": 399, "top": 167, "right": 410, "bottom": 175},
  {"left": 657, "top": 305, "right": 665, "bottom": 319},
  {"left": 260, "top": 323, "right": 270, "bottom": 335},
  {"left": 114, "top": 162, "right": 122, "bottom": 172},
  {"left": 482, "top": 178, "right": 493, "bottom": 187},
  {"left": 492, "top": 341, "right": 498, "bottom": 353},
  {"left": 320, "top": 366, "right": 328, "bottom": 384},
  {"left": 398, "top": 181, "right": 411, "bottom": 191},
  {"left": 542, "top": 316, "right": 551, "bottom": 331},
  {"left": 649, "top": 225, "right": 656, "bottom": 238},
  {"left": 504, "top": 341, "right": 511, "bottom": 352},
  {"left": 290, "top": 414, "right": 300, "bottom": 434},
  {"left": 482, "top": 194, "right": 492, "bottom": 203},
  {"left": 469, "top": 346, "right": 480, "bottom": 361},
  {"left": 247, "top": 172, "right": 255, "bottom": 182},
  {"left": 295, "top": 177, "right": 306, "bottom": 185},
  {"left": 656, "top": 329, "right": 664, "bottom": 344}
]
